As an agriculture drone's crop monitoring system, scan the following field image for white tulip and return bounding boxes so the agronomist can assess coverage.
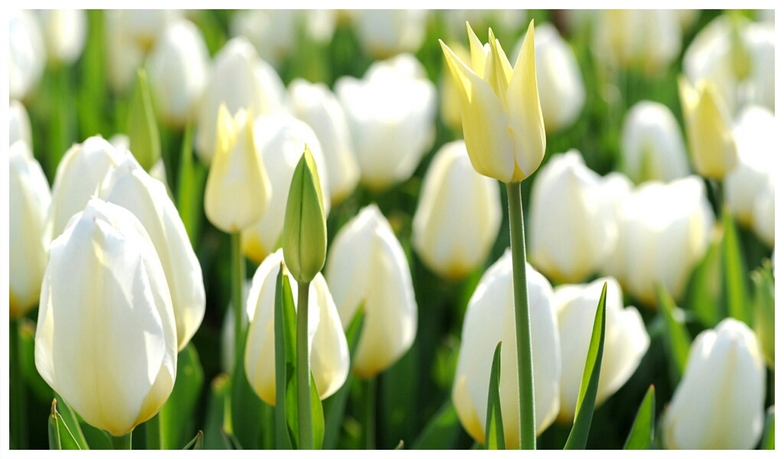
[620,101,690,184]
[97,154,205,351]
[244,250,349,405]
[555,277,649,422]
[288,79,359,205]
[452,251,561,448]
[529,151,615,283]
[351,10,429,58]
[326,205,417,379]
[36,9,87,66]
[240,114,330,263]
[662,318,766,449]
[35,197,177,436]
[336,53,436,190]
[598,172,635,282]
[9,9,45,100]
[412,140,501,280]
[9,141,51,319]
[752,178,775,248]
[9,100,32,148]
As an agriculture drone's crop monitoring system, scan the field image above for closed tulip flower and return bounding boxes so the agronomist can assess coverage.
[36,9,87,66]
[9,9,45,100]
[529,151,615,283]
[97,154,205,351]
[326,205,417,379]
[679,77,738,180]
[351,10,429,58]
[195,37,287,164]
[9,141,51,319]
[752,178,775,248]
[412,140,501,280]
[440,21,546,183]
[611,176,714,306]
[620,101,690,184]
[47,136,124,241]
[555,278,649,423]
[662,318,766,449]
[335,53,436,190]
[9,99,32,148]
[35,197,177,437]
[452,251,560,447]
[241,114,330,264]
[244,250,349,405]
[204,105,271,234]
[146,19,210,128]
[288,79,359,205]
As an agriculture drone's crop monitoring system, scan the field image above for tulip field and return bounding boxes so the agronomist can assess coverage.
[7,9,776,451]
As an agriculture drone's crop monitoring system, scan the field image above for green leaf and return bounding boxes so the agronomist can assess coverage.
[230,343,266,448]
[310,372,325,449]
[202,374,233,450]
[48,401,62,450]
[159,342,204,449]
[564,282,607,450]
[53,393,89,450]
[685,233,724,327]
[657,285,693,381]
[623,385,656,450]
[485,341,505,450]
[761,406,775,450]
[127,67,161,171]
[722,208,750,325]
[182,431,204,450]
[18,318,54,403]
[175,123,206,247]
[752,263,775,369]
[410,399,462,449]
[274,265,294,449]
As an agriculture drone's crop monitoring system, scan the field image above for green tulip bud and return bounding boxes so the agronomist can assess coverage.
[283,145,327,284]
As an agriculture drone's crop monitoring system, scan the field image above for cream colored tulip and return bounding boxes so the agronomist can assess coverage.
[9,99,32,148]
[412,140,501,280]
[9,9,45,100]
[452,251,560,448]
[37,9,86,66]
[9,141,51,319]
[440,20,545,183]
[326,205,417,379]
[529,151,615,283]
[35,197,177,436]
[620,101,690,184]
[679,77,738,179]
[555,277,649,423]
[204,105,271,234]
[351,10,429,58]
[98,154,205,351]
[752,178,775,248]
[244,250,349,405]
[662,318,766,449]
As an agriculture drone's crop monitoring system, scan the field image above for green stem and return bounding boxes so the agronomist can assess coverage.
[505,182,536,450]
[111,432,133,449]
[231,232,245,371]
[10,319,27,449]
[297,281,313,449]
[364,377,376,449]
[145,412,162,449]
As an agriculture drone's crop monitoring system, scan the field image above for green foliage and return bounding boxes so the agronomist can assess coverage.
[485,342,505,450]
[623,385,656,449]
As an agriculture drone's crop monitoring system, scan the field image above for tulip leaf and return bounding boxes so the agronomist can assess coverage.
[623,385,656,450]
[564,282,607,450]
[761,406,775,450]
[685,234,724,328]
[485,341,505,450]
[722,208,750,326]
[49,399,82,450]
[657,284,693,381]
[159,342,204,449]
[19,318,52,403]
[182,431,204,450]
[274,265,295,449]
[53,393,89,450]
[310,372,325,449]
[202,374,233,449]
[175,122,206,247]
[752,264,775,369]
[127,67,161,171]
[410,399,463,449]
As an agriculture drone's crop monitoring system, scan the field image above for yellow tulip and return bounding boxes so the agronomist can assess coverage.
[439,20,545,183]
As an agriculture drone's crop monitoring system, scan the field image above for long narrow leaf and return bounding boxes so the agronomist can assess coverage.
[202,374,232,449]
[159,342,204,449]
[752,264,775,369]
[685,234,724,327]
[127,67,161,171]
[623,385,656,449]
[564,282,607,450]
[49,399,81,450]
[761,406,775,450]
[182,431,204,450]
[657,285,693,381]
[485,341,505,450]
[53,393,89,449]
[410,399,462,449]
[310,372,325,449]
[274,264,294,449]
[722,208,750,325]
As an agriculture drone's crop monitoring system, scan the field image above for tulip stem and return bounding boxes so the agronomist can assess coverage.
[111,432,133,449]
[231,232,245,373]
[10,319,27,449]
[145,413,162,449]
[297,281,313,449]
[505,182,536,450]
[363,377,376,449]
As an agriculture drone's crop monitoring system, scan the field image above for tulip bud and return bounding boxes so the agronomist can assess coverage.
[204,104,271,234]
[554,277,649,423]
[47,136,124,241]
[283,146,327,284]
[439,42,471,133]
[35,197,177,436]
[288,79,359,205]
[9,9,45,100]
[620,101,690,184]
[351,10,429,58]
[679,77,738,179]
[36,9,87,66]
[244,250,349,405]
[529,151,615,283]
[9,141,51,319]
[241,114,330,264]
[412,140,501,280]
[98,153,205,351]
[440,21,546,183]
[662,318,766,449]
[9,99,32,148]
[452,251,561,448]
[335,53,436,190]
[326,205,417,378]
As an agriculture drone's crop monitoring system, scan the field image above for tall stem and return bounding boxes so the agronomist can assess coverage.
[145,412,162,449]
[111,432,133,449]
[364,377,376,449]
[297,281,313,449]
[505,182,536,450]
[231,232,245,370]
[10,319,27,449]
